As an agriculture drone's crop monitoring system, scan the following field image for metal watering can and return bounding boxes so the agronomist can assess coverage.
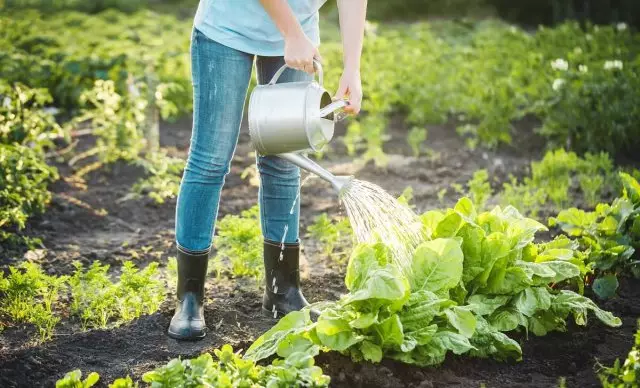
[248,61,353,193]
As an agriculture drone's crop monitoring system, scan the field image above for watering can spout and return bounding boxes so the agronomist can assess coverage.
[278,152,354,194]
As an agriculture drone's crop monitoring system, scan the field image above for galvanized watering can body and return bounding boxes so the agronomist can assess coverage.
[248,62,352,192]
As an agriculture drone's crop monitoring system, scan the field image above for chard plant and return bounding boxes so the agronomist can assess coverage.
[245,197,621,367]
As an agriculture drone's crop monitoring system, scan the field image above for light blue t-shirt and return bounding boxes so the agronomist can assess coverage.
[194,0,326,56]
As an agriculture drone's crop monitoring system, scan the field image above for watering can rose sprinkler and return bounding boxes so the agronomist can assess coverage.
[248,61,354,193]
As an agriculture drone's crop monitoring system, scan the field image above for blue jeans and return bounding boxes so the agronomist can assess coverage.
[175,28,312,254]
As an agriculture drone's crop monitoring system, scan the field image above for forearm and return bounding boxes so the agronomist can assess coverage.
[259,0,304,39]
[337,0,367,73]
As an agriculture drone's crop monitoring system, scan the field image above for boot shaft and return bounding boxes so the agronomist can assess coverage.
[176,247,209,301]
[263,239,300,295]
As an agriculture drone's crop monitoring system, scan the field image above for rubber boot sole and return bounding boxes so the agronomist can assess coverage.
[167,328,207,341]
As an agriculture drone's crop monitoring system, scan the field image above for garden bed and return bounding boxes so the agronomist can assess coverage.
[0,116,637,387]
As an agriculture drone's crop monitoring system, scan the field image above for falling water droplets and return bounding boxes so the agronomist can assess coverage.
[272,305,277,318]
[339,179,424,278]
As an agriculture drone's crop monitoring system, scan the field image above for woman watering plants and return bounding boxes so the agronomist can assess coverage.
[169,0,367,340]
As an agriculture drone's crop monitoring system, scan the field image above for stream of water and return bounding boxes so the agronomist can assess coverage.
[339,179,424,278]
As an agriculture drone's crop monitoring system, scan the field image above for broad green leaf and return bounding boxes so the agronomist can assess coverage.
[592,274,619,299]
[349,311,379,329]
[458,224,486,283]
[454,197,477,220]
[549,208,598,236]
[474,232,511,287]
[552,290,622,328]
[432,331,476,355]
[373,314,404,347]
[400,290,453,330]
[245,310,312,361]
[515,260,556,279]
[421,210,445,239]
[540,261,581,284]
[535,248,574,262]
[466,294,511,316]
[444,306,477,338]
[276,334,320,358]
[513,287,552,317]
[470,317,522,361]
[411,238,464,293]
[488,307,525,332]
[400,336,418,353]
[343,266,409,308]
[316,318,364,351]
[360,340,383,363]
[345,244,379,291]
[480,266,531,295]
[436,212,464,238]
[619,172,640,204]
[410,324,439,345]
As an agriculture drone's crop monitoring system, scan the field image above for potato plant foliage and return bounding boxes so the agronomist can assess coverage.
[246,198,621,366]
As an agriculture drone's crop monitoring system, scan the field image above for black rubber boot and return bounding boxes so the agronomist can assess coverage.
[167,247,208,340]
[262,239,312,319]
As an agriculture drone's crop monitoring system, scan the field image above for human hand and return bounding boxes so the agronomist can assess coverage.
[284,32,321,74]
[334,69,362,115]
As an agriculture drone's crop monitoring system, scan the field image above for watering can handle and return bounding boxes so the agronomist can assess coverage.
[269,59,323,86]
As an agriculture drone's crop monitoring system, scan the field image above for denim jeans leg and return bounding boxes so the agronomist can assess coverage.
[254,56,314,243]
[175,29,254,253]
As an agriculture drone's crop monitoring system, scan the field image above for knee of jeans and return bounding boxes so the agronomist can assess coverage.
[257,155,300,179]
[185,153,231,181]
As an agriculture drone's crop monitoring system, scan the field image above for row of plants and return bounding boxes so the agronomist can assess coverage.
[2,10,638,248]
[55,344,330,388]
[598,321,640,387]
[244,197,621,367]
[319,19,640,165]
[0,260,164,341]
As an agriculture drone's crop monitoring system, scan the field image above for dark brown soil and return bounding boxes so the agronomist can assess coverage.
[1,115,637,388]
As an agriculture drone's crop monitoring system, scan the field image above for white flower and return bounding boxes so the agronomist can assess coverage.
[552,78,566,91]
[617,23,628,31]
[604,60,624,70]
[2,97,10,108]
[551,58,569,71]
[579,65,588,73]
[574,47,583,55]
[586,34,593,41]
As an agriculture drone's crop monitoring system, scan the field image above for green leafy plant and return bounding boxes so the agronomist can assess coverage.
[69,260,165,329]
[500,149,614,216]
[245,197,620,367]
[55,370,100,388]
[598,320,640,387]
[56,344,329,387]
[214,205,264,280]
[407,126,427,157]
[466,169,493,210]
[0,261,67,342]
[0,143,58,246]
[128,151,185,205]
[549,172,640,299]
[307,213,353,264]
[0,81,64,153]
[142,344,330,387]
